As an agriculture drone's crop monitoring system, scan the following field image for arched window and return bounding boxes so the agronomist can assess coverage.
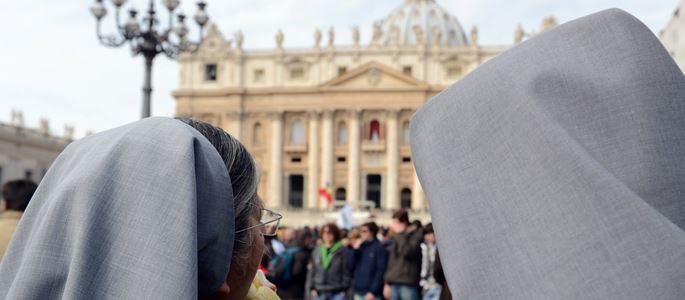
[252,122,263,146]
[400,188,412,209]
[291,119,305,145]
[369,120,381,143]
[338,122,347,145]
[335,187,346,201]
[402,121,410,144]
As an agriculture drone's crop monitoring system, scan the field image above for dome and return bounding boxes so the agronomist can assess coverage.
[373,0,469,48]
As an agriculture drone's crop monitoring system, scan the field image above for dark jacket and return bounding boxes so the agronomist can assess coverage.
[277,247,311,300]
[347,239,388,297]
[307,244,352,294]
[434,251,452,300]
[384,227,424,285]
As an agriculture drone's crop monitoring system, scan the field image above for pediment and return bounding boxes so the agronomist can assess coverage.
[198,23,231,56]
[319,61,429,90]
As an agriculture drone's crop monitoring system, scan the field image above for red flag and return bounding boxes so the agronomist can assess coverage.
[319,187,333,204]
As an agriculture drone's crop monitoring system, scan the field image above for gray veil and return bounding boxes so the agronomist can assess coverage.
[0,117,235,299]
[411,9,685,299]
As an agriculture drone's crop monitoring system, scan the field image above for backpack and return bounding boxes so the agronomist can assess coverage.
[267,246,300,285]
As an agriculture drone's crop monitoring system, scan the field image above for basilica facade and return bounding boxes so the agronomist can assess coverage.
[173,0,528,224]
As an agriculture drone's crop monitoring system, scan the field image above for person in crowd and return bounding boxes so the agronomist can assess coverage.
[420,223,440,300]
[282,228,296,247]
[271,230,287,256]
[308,223,351,300]
[277,230,313,300]
[432,251,451,300]
[0,179,38,259]
[0,118,279,299]
[384,209,424,300]
[345,227,361,247]
[348,222,388,300]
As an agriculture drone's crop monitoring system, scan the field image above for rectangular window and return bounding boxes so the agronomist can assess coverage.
[337,156,346,163]
[290,67,305,80]
[402,156,412,163]
[204,64,217,81]
[291,157,302,163]
[253,69,265,82]
[337,66,347,76]
[288,175,304,208]
[402,66,413,76]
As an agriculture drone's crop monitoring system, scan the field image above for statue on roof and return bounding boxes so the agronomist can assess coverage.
[314,28,322,48]
[470,26,479,46]
[10,110,24,127]
[234,30,244,49]
[352,26,360,47]
[371,21,383,48]
[328,27,335,48]
[275,29,284,49]
[541,16,557,31]
[514,23,525,44]
[39,118,50,135]
[64,125,75,140]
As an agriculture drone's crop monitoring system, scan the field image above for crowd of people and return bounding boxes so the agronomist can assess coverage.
[260,209,450,300]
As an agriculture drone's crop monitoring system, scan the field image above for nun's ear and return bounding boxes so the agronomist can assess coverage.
[200,282,230,300]
[218,282,231,295]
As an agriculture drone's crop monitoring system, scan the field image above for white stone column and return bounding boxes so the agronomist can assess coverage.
[412,170,425,211]
[268,112,284,209]
[347,109,361,208]
[307,111,320,209]
[320,110,335,207]
[385,109,400,210]
[227,112,242,140]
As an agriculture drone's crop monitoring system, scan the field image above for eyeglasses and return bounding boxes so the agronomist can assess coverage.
[235,208,282,237]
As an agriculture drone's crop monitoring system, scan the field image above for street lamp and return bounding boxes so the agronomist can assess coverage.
[90,0,209,118]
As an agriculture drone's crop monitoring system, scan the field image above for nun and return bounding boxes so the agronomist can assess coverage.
[411,9,685,300]
[0,117,280,299]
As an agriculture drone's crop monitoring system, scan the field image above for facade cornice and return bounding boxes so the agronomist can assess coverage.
[173,85,447,98]
[186,45,508,61]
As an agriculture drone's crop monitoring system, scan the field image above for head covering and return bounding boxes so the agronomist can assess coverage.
[411,9,685,300]
[0,117,235,298]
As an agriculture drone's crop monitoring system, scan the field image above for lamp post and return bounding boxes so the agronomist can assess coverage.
[90,0,209,118]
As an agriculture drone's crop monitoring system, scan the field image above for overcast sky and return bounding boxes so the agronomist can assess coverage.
[0,0,679,138]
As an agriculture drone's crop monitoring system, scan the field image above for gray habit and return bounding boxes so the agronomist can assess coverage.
[0,117,235,299]
[411,9,685,300]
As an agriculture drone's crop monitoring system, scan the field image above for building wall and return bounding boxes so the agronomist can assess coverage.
[0,122,70,186]
[661,0,685,72]
[173,7,516,225]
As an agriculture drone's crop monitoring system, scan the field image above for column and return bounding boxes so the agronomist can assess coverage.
[385,109,400,210]
[347,109,361,208]
[227,111,242,140]
[268,112,284,209]
[412,170,425,211]
[320,110,335,207]
[307,111,320,209]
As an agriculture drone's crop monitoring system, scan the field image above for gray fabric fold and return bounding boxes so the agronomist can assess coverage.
[0,117,235,299]
[411,9,685,300]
